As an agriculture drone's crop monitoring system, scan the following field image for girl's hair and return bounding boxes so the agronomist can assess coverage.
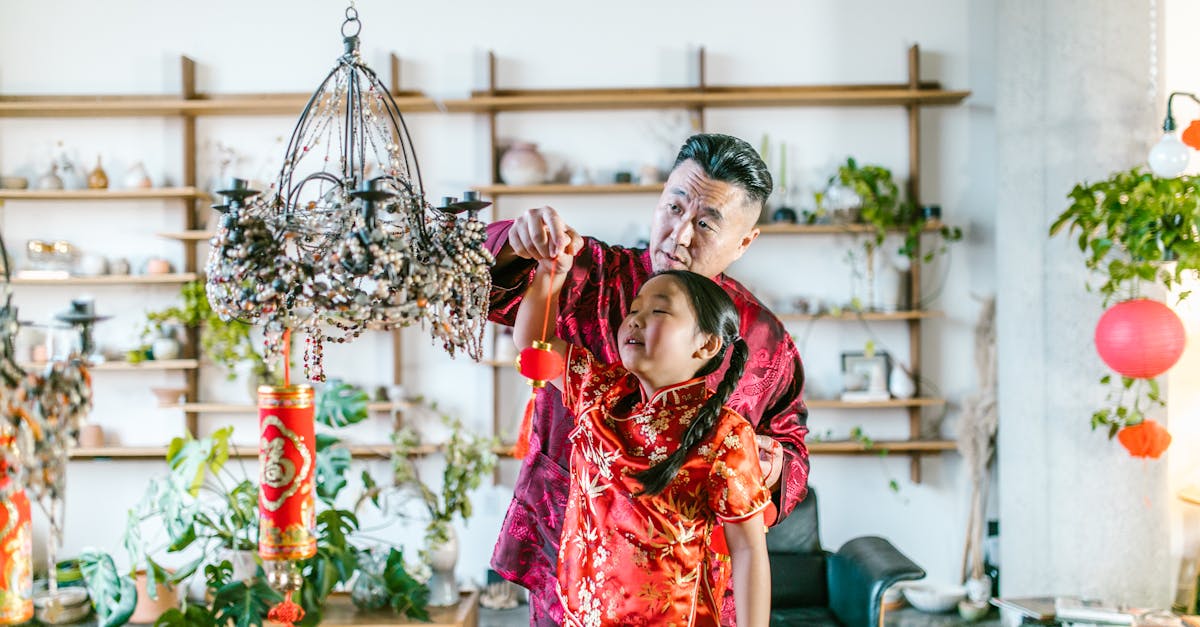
[631,270,749,496]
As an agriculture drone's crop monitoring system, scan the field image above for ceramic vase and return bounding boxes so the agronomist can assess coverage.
[151,328,181,361]
[86,157,108,190]
[36,164,63,191]
[130,571,177,624]
[889,367,916,399]
[124,162,152,189]
[499,142,547,186]
[425,527,459,607]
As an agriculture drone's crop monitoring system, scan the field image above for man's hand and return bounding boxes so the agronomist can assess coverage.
[508,206,583,261]
[756,435,783,491]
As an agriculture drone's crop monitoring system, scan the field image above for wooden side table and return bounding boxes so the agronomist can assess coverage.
[306,590,480,627]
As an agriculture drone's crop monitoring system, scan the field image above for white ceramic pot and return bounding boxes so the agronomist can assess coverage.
[151,331,181,361]
[425,527,459,607]
[889,367,916,399]
[499,142,547,186]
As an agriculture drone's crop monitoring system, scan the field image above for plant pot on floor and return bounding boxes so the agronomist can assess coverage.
[131,571,177,624]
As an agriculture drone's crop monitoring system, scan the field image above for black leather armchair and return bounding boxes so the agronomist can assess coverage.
[768,489,925,627]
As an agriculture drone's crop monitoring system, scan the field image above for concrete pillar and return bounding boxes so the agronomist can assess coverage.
[996,0,1172,607]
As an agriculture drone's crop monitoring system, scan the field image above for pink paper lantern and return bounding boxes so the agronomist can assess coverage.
[1094,299,1186,379]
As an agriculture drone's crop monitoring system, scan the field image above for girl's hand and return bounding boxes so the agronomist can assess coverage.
[537,240,579,278]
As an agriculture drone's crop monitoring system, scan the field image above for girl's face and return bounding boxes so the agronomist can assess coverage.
[618,275,721,395]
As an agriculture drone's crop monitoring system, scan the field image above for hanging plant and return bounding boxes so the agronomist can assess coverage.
[1051,167,1200,448]
[828,157,962,262]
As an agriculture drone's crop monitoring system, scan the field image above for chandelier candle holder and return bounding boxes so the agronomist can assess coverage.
[206,5,494,382]
[0,235,95,621]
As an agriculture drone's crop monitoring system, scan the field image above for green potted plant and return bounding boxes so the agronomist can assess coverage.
[385,410,497,607]
[826,157,963,262]
[129,281,271,384]
[80,381,430,626]
[1050,166,1200,438]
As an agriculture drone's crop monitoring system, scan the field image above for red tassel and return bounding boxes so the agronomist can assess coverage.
[267,591,305,626]
[511,391,537,459]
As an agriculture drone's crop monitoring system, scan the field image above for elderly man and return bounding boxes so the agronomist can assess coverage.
[486,133,809,626]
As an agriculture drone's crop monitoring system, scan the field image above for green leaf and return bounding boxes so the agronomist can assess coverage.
[1100,375,1111,385]
[155,605,218,627]
[316,437,351,504]
[79,550,138,627]
[383,549,430,621]
[315,379,370,428]
[211,576,281,627]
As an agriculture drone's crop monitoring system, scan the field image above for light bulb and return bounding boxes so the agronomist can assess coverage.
[1148,131,1190,177]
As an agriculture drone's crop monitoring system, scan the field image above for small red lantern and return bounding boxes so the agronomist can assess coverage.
[511,341,565,459]
[1117,419,1172,459]
[1094,299,1186,379]
[258,384,316,626]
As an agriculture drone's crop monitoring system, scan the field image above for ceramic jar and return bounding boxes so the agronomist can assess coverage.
[425,527,459,607]
[87,156,108,190]
[499,142,547,186]
[151,328,181,361]
[124,162,152,189]
[36,164,63,191]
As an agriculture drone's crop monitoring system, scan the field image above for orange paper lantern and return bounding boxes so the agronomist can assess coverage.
[1117,419,1172,459]
[1094,299,1186,379]
[1183,119,1200,150]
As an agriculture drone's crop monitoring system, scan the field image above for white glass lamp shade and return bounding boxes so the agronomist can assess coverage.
[1149,131,1190,177]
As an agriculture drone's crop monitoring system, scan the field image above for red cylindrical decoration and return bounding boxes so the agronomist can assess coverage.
[0,438,32,625]
[1094,299,1186,379]
[258,385,317,562]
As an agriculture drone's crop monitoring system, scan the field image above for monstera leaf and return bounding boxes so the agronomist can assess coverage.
[383,548,429,620]
[315,380,369,428]
[315,434,351,504]
[79,550,137,627]
[208,561,281,627]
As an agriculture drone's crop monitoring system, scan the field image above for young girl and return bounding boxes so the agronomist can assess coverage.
[514,251,771,627]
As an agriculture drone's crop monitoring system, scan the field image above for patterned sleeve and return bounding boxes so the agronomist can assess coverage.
[707,418,772,523]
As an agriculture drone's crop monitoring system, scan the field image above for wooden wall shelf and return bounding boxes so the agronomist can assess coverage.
[756,220,945,235]
[807,439,956,454]
[70,443,436,461]
[157,230,214,242]
[777,310,944,322]
[21,359,199,371]
[0,94,437,118]
[10,273,198,286]
[171,401,407,414]
[0,187,206,201]
[806,397,946,409]
[444,83,968,112]
[473,183,663,195]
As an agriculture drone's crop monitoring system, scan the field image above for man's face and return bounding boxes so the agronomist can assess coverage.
[648,160,761,278]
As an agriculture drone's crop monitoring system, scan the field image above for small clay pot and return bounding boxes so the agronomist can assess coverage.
[131,571,177,623]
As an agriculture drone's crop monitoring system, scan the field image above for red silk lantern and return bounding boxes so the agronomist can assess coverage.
[258,384,315,626]
[0,439,32,626]
[1094,299,1186,379]
[512,341,565,459]
[1117,419,1172,459]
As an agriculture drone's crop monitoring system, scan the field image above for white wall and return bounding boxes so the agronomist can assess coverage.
[0,0,993,588]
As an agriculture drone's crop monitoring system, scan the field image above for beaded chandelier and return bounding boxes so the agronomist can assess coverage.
[206,5,493,380]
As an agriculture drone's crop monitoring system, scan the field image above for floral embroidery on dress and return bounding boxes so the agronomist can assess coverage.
[557,345,771,626]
